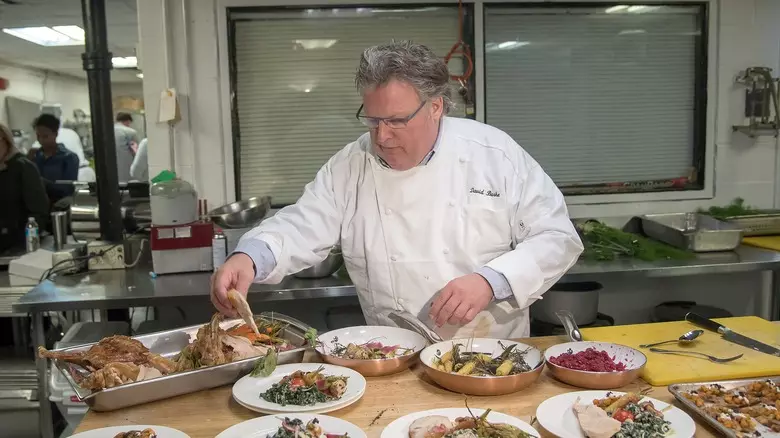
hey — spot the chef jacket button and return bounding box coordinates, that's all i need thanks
[459,156,467,163]
[448,200,455,207]
[398,298,405,305]
[424,275,430,280]
[443,248,450,254]
[391,255,398,261]
[385,207,392,215]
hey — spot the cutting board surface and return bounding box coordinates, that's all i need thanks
[743,236,780,251]
[581,316,780,385]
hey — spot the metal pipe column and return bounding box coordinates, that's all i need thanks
[81,0,123,242]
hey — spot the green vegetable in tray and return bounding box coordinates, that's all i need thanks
[250,349,277,377]
[700,198,766,220]
[577,221,693,262]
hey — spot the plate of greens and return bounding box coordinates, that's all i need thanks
[232,363,366,414]
[216,414,366,438]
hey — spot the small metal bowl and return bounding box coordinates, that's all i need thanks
[294,249,344,279]
[544,341,646,389]
[419,338,545,396]
[209,196,271,229]
[316,326,428,377]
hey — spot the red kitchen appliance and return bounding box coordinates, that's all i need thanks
[150,221,214,274]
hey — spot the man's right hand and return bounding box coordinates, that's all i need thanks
[210,253,256,317]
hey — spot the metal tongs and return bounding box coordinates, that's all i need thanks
[388,310,443,344]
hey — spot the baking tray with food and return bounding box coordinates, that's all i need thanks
[40,310,316,412]
[669,377,780,437]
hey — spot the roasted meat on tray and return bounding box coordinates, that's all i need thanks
[38,335,177,390]
[38,335,175,373]
[174,313,270,371]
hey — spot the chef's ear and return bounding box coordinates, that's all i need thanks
[430,96,444,121]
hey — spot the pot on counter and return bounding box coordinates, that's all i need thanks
[530,282,603,326]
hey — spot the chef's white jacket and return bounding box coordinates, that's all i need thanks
[235,116,583,339]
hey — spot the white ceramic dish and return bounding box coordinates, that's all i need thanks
[381,408,540,438]
[536,390,696,438]
[232,363,366,415]
[216,413,367,438]
[71,425,190,438]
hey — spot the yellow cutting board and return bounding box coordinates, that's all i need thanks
[581,316,780,386]
[743,236,780,251]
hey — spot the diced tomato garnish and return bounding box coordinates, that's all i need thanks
[612,409,634,423]
[290,377,305,387]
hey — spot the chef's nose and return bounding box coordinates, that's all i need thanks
[375,121,393,143]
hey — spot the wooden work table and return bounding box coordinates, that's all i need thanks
[73,335,718,437]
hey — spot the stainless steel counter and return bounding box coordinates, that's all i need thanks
[11,245,780,313]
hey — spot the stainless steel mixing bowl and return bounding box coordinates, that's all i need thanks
[294,249,344,279]
[209,196,271,229]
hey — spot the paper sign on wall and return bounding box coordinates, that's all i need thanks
[158,88,180,123]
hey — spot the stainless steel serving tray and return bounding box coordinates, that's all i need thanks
[48,312,312,411]
[669,377,780,438]
[721,213,780,236]
[641,213,743,252]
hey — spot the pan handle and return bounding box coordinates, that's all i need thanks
[258,311,313,335]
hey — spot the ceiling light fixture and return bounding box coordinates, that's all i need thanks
[112,56,138,68]
[136,73,144,79]
[2,25,85,46]
[605,5,629,13]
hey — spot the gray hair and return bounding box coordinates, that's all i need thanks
[355,41,454,114]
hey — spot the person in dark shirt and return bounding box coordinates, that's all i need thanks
[32,114,79,206]
[0,123,49,251]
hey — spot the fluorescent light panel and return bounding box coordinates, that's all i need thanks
[2,25,84,46]
[112,56,137,68]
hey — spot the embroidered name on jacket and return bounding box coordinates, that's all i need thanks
[469,187,500,198]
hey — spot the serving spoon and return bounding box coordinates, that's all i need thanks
[639,329,704,348]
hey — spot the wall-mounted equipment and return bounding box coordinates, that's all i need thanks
[732,66,780,138]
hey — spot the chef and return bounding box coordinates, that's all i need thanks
[211,41,583,339]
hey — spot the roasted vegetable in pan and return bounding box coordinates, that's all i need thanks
[432,341,534,377]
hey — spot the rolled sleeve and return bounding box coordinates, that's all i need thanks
[232,239,277,281]
[476,266,514,301]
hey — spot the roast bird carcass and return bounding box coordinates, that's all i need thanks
[38,335,177,390]
[174,313,270,371]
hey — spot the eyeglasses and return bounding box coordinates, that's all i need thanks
[355,100,426,129]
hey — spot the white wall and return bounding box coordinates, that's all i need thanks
[0,61,91,126]
[137,0,780,322]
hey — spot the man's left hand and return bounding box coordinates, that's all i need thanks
[429,273,493,327]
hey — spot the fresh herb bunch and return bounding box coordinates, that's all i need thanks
[577,221,693,262]
[701,198,766,220]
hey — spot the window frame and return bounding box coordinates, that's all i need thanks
[216,0,717,205]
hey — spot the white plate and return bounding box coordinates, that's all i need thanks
[71,425,190,438]
[536,391,696,438]
[315,325,428,357]
[381,408,540,438]
[216,413,367,438]
[232,363,367,414]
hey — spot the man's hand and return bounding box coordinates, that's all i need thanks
[429,273,493,327]
[210,253,256,317]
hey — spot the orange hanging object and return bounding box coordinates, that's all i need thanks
[444,0,473,83]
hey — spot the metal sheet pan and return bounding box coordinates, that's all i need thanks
[641,213,742,252]
[48,312,312,412]
[669,377,780,438]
